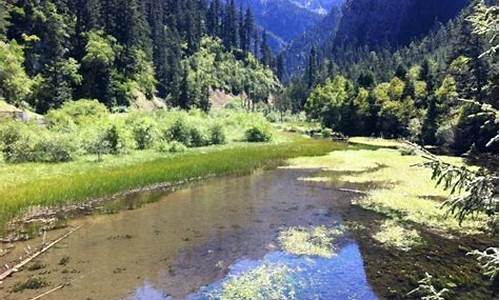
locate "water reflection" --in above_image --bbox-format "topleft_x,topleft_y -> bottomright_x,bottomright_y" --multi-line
131,241 -> 377,300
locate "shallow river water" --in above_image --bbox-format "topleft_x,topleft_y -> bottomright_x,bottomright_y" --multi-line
0,167 -> 495,299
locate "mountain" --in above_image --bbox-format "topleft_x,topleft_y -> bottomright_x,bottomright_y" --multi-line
235,0 -> 341,51
289,0 -> 344,15
283,4 -> 343,76
334,0 -> 470,48
284,0 -> 470,76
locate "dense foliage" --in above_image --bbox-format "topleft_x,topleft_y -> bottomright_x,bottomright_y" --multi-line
285,1 -> 498,155
0,0 -> 278,113
0,100 -> 274,164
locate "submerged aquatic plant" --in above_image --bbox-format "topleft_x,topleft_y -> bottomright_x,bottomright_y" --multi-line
372,220 -> 423,252
278,225 -> 345,258
212,264 -> 297,300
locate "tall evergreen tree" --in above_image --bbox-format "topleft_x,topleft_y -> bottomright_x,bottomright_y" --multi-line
222,0 -> 238,49
260,31 -> 273,67
242,8 -> 254,54
0,0 -> 10,41
306,46 -> 319,88
276,53 -> 285,82
207,0 -> 222,37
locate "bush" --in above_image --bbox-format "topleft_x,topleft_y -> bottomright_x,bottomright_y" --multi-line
131,118 -> 159,150
0,123 -> 75,163
46,99 -> 108,127
157,141 -> 187,153
5,136 -> 37,163
321,128 -> 333,138
166,118 -> 191,146
189,127 -> 209,147
245,126 -> 272,142
99,124 -> 130,154
0,122 -> 37,163
209,123 -> 226,145
33,134 -> 75,162
398,145 -> 416,156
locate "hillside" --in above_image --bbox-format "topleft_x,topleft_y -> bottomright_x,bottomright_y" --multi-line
284,0 -> 471,75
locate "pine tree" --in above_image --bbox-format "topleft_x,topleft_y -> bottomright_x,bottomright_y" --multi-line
421,95 -> 438,145
147,0 -> 169,98
260,31 -> 273,67
179,65 -> 191,109
207,0 -> 222,37
0,0 -> 10,41
276,53 -> 285,81
166,28 -> 182,104
306,46 -> 318,88
222,0 -> 238,49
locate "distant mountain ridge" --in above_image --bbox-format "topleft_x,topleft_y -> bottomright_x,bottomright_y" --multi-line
235,0 -> 342,51
283,0 -> 471,77
334,0 -> 470,47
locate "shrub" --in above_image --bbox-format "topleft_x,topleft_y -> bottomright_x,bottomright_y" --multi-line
33,134 -> 75,162
46,99 -> 108,127
245,126 -> 272,142
131,118 -> 159,150
4,136 -> 37,163
166,118 -> 191,146
0,123 -> 75,163
101,124 -> 130,154
0,122 -> 36,162
157,141 -> 187,153
209,123 -> 226,145
189,127 -> 209,147
398,145 -> 417,156
321,128 -> 333,138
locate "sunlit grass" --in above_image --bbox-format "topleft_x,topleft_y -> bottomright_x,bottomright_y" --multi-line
278,225 -> 345,258
213,264 -> 297,300
0,136 -> 343,230
288,148 -> 485,234
373,220 -> 423,251
348,137 -> 403,149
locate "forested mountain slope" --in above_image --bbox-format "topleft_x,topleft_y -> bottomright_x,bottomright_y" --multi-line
334,0 -> 470,47
0,0 -> 279,113
284,0 -> 471,75
235,0 -> 342,51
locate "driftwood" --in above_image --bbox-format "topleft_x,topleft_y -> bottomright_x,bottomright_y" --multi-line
338,187 -> 366,194
0,225 -> 83,282
29,284 -> 66,300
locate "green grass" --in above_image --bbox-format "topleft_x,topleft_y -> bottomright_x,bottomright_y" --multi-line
213,264 -> 297,300
0,136 -> 342,229
288,147 -> 485,235
278,225 -> 345,258
372,220 -> 423,252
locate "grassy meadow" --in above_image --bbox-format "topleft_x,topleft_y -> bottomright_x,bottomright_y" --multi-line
288,137 -> 487,250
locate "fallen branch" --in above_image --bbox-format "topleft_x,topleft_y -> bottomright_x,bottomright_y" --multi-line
0,225 -> 83,282
29,284 -> 66,300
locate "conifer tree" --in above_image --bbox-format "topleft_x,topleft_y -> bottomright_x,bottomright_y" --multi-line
306,46 -> 319,88
260,31 -> 273,67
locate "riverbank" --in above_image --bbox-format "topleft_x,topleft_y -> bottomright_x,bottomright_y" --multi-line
0,134 -> 346,235
285,137 -> 497,298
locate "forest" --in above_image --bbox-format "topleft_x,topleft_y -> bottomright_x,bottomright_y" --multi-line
0,0 -> 498,299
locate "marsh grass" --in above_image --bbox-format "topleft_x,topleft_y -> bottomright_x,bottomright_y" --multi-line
0,137 -> 342,231
348,137 -> 402,149
278,225 -> 346,258
373,220 -> 423,251
213,264 -> 297,300
288,147 -> 485,234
